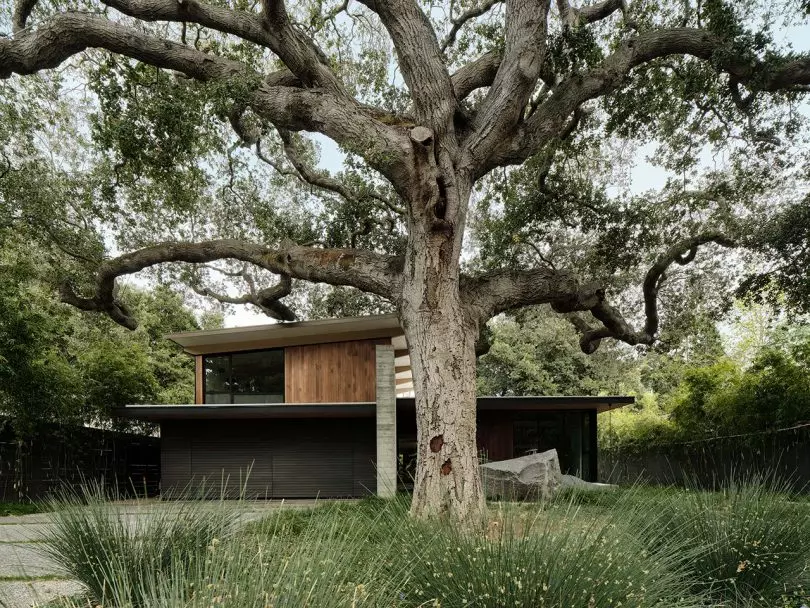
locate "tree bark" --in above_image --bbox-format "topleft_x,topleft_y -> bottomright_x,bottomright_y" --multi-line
397,138 -> 487,521
402,302 -> 486,522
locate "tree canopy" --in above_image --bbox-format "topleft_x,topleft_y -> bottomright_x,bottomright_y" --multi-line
1,0 -> 809,520
0,234 -> 206,434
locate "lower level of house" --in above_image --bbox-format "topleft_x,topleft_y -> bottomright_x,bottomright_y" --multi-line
121,396 -> 631,498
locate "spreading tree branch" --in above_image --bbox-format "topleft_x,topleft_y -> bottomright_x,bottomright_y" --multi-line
0,12 -> 413,188
191,273 -> 296,321
555,0 -> 627,29
12,0 -> 38,32
563,233 -> 737,353
467,0 -> 551,170
357,0 -> 456,128
58,239 -> 403,329
493,27 -> 810,172
442,0 -> 501,52
461,266 -> 604,320
276,130 -> 405,214
451,50 -> 502,100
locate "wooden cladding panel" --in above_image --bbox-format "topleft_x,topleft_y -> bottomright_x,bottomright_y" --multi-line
284,339 -> 387,403
195,356 -> 204,404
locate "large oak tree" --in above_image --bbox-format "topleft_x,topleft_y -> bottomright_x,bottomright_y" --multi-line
1,0 -> 809,521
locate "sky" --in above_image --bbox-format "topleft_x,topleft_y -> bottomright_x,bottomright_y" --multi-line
221,19 -> 810,328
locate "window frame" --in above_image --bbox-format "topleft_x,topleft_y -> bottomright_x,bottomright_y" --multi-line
202,347 -> 286,404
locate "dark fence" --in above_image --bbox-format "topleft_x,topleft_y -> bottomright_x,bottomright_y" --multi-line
0,422 -> 160,501
599,423 -> 810,491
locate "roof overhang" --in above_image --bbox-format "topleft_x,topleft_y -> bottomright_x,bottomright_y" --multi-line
168,314 -> 403,355
118,403 -> 377,420
117,396 -> 634,421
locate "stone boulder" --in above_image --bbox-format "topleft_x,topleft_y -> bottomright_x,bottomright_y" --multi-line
480,449 -> 562,501
560,474 -> 618,492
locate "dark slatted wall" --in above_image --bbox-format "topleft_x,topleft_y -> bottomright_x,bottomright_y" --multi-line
160,419 -> 376,498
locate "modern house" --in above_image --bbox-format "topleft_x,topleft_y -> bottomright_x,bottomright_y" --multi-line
119,314 -> 632,498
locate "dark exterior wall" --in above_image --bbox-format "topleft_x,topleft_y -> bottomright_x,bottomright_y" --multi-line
160,418 -> 376,498
476,411 -> 515,461
284,339 -> 388,403
396,407 -> 598,483
0,424 -> 159,500
599,423 -> 810,490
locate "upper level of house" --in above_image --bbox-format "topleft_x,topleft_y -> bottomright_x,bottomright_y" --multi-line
167,314 -> 412,405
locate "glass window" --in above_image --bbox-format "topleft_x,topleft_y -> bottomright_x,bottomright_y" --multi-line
204,355 -> 231,403
231,350 -> 284,403
512,412 -> 585,476
203,349 -> 284,404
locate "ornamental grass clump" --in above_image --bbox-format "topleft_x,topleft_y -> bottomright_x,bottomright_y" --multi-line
37,483 -> 238,607
40,489 -> 411,608
392,491 -> 703,607
649,475 -> 810,607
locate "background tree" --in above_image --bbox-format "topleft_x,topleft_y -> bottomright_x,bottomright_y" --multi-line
1,0 -> 810,521
0,233 -> 204,434
477,306 -> 640,396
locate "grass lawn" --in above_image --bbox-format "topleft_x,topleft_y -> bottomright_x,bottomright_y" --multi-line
0,501 -> 48,517
34,481 -> 810,607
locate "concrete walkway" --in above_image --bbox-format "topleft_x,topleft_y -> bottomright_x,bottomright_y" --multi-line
0,499 -> 324,608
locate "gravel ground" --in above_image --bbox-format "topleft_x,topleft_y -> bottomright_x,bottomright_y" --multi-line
0,580 -> 83,608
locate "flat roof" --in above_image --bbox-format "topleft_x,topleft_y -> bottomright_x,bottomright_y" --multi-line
168,314 -> 403,355
117,396 -> 634,421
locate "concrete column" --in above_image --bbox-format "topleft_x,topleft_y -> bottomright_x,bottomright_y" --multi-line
375,344 -> 397,498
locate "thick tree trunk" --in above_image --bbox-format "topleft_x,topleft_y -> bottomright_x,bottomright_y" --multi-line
398,153 -> 487,522
403,307 -> 486,522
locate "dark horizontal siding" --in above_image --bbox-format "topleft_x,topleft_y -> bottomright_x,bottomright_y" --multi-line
160,419 -> 375,498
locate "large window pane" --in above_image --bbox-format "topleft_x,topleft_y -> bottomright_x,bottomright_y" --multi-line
204,349 -> 285,404
231,349 -> 284,403
512,412 -> 585,476
204,355 -> 231,403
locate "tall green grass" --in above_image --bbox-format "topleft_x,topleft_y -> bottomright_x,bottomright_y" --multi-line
650,477 -> 810,607
394,497 -> 702,607
35,477 -> 810,608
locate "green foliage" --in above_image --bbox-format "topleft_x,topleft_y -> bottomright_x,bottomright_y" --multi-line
477,307 -> 640,396
742,197 -> 810,314
602,311 -> 810,449
0,238 -> 198,432
0,502 -> 47,516
599,392 -> 680,448
303,284 -> 394,320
